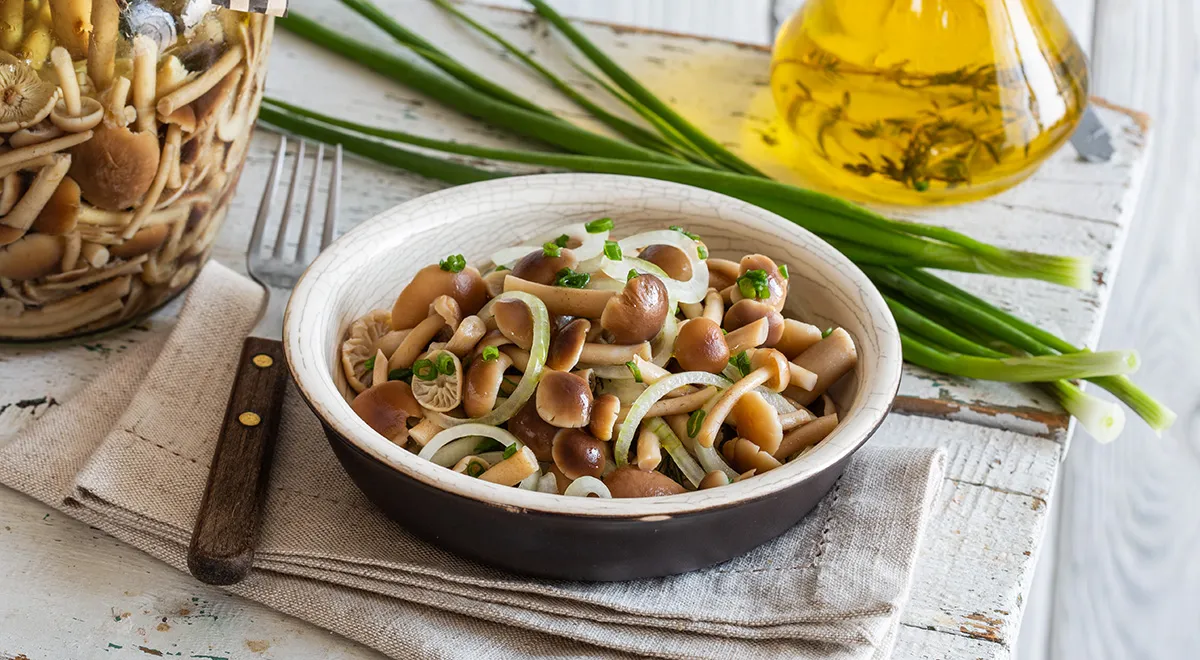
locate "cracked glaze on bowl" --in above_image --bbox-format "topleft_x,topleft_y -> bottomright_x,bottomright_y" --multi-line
284,173 -> 901,580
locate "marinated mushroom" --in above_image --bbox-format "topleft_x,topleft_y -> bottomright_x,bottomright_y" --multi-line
410,350 -> 463,412
732,391 -> 783,455
351,380 -> 423,444
730,255 -> 788,311
635,426 -> 662,470
706,257 -> 740,292
391,261 -> 487,330
700,288 -> 724,324
693,348 -> 791,448
508,398 -> 558,461
30,175 -> 80,235
589,392 -> 620,441
49,47 -> 102,132
775,414 -> 839,460
577,340 -> 651,365
69,122 -> 160,210
638,243 -> 692,280
724,316 -> 771,354
546,317 -> 589,371
444,314 -> 486,357
551,428 -> 606,479
462,348 -> 513,418
536,369 -> 593,428
341,309 -> 395,394
600,274 -> 668,344
0,60 -> 58,132
725,438 -> 783,474
774,319 -> 824,359
9,121 -> 62,147
492,298 -> 533,349
724,299 -> 784,347
699,470 -> 730,490
108,222 -> 169,259
603,466 -> 686,498
481,268 -> 506,298
503,275 -> 615,318
510,247 -> 578,285
388,297 -> 460,370
673,317 -> 729,373
785,327 -> 858,406
478,445 -> 539,487
0,233 -> 64,280
0,154 -> 71,244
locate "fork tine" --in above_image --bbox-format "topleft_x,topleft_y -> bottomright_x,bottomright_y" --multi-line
271,140 -> 305,259
249,134 -> 287,260
295,142 -> 324,264
321,144 -> 342,249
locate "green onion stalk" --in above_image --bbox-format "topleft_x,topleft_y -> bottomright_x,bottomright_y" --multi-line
265,1 -> 1173,438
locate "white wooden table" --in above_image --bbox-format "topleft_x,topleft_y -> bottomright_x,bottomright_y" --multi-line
2,1 -> 1188,659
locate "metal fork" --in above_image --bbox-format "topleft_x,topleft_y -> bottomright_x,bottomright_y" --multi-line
188,136 -> 342,586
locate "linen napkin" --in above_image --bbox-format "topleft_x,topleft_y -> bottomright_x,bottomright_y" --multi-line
0,262 -> 945,660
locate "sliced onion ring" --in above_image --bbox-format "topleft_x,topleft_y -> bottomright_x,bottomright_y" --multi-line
618,230 -> 709,304
644,417 -> 707,488
490,222 -> 608,266
563,476 -> 612,498
614,371 -> 731,470
537,473 -> 560,494
419,424 -> 520,463
427,292 -> 549,428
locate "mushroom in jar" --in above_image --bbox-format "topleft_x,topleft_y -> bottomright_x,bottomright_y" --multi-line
390,260 -> 487,331
551,428 -> 607,479
410,350 -> 463,412
637,244 -> 692,281
600,274 -> 669,344
0,233 -> 64,280
510,247 -> 578,286
69,122 -> 160,211
0,60 -> 59,133
536,369 -> 593,428
603,466 -> 686,498
351,380 -> 423,444
673,316 -> 729,373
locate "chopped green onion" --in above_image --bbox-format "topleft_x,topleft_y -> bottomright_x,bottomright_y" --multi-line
481,345 -> 500,361
555,267 -> 591,288
553,233 -> 570,247
730,351 -> 751,377
413,358 -> 438,381
603,240 -> 623,261
436,352 -> 455,375
626,360 -> 643,383
363,355 -> 376,370
736,269 -> 770,299
822,327 -> 834,338
913,180 -> 930,192
542,241 -> 562,258
686,409 -> 706,438
585,217 -> 613,233
466,461 -> 485,477
475,438 -> 504,453
669,224 -> 700,240
388,368 -> 412,382
779,263 -> 789,279
494,264 -> 509,272
627,269 -> 638,281
697,244 -> 708,259
439,253 -> 466,272
502,443 -> 520,459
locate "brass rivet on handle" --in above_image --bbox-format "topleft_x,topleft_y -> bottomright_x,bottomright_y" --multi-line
252,354 -> 274,368
239,412 -> 262,427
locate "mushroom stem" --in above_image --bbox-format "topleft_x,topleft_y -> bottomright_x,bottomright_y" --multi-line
644,385 -> 718,418
19,2 -> 52,65
779,407 -> 817,431
50,47 -> 81,115
407,418 -> 443,447
636,426 -> 662,471
131,34 -> 158,134
0,154 -> 71,237
444,314 -> 486,357
500,345 -> 529,372
387,314 -> 446,370
463,350 -> 512,418
59,231 -> 81,271
86,0 -> 117,91
678,300 -> 701,319
48,0 -> 92,59
0,130 -> 90,172
122,123 -> 180,239
724,317 -> 770,354
105,75 -> 129,122
699,470 -> 730,489
726,438 -> 783,474
79,241 -> 108,268
775,319 -> 824,360
693,368 -> 770,447
478,446 -> 539,487
0,155 -> 53,179
701,289 -> 724,324
0,0 -> 22,53
0,274 -> 128,337
503,275 -> 616,318
784,328 -> 858,406
788,362 -> 819,391
156,45 -> 244,117
590,393 -> 620,441
371,348 -> 388,387
775,414 -> 839,460
577,341 -> 651,365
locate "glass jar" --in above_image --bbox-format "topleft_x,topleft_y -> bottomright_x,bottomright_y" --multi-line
0,0 -> 272,340
770,0 -> 1088,205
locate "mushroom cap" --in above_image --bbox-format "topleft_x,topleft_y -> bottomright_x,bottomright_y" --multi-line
750,348 -> 791,392
109,223 -> 170,259
410,350 -> 464,412
699,470 -> 730,490
551,427 -> 607,480
0,63 -> 59,132
673,317 -> 730,373
391,263 -> 487,331
510,247 -> 578,285
723,299 -> 784,347
9,121 -> 63,147
638,243 -> 693,281
535,369 -> 594,428
589,392 -> 621,441
50,97 -> 104,132
30,175 -> 81,235
546,317 -> 590,371
462,349 -> 512,418
603,466 -> 686,498
351,380 -> 422,441
492,298 -> 533,350
731,254 -> 788,311
600,274 -> 669,344
69,123 -> 161,211
507,398 -> 558,461
0,233 -> 64,280
732,390 -> 783,455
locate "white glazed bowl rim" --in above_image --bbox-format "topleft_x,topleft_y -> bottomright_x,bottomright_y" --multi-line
284,173 -> 902,518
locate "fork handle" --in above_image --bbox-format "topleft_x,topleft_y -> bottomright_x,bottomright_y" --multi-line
188,336 -> 288,586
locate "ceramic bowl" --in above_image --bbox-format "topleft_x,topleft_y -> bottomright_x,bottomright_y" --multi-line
284,173 -> 901,580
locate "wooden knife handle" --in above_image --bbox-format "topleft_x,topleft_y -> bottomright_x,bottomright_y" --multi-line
188,336 -> 288,586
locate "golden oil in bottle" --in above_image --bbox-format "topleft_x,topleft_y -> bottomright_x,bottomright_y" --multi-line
770,0 -> 1089,205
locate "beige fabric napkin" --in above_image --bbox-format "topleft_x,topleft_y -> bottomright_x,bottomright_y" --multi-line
0,262 -> 945,660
